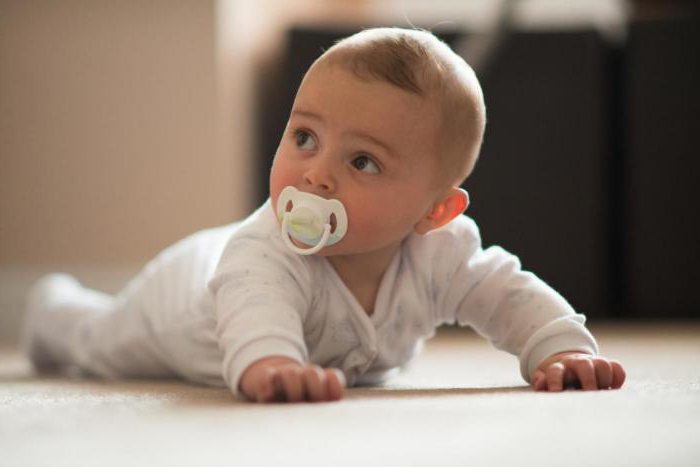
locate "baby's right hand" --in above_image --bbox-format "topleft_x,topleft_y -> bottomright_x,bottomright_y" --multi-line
239,356 -> 346,403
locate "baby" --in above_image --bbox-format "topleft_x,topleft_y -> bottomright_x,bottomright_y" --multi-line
22,27 -> 625,403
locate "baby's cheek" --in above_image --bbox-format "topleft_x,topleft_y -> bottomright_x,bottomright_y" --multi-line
346,205 -> 389,243
269,164 -> 296,206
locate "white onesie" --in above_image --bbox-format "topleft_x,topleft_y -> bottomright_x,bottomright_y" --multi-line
24,199 -> 598,399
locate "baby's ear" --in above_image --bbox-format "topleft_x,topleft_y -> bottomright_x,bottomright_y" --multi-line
414,188 -> 469,235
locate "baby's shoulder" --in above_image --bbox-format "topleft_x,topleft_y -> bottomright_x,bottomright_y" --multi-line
408,214 -> 481,248
403,215 -> 482,268
438,214 -> 481,240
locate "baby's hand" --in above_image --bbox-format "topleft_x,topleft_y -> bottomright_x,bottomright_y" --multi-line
239,356 -> 346,403
531,352 -> 626,392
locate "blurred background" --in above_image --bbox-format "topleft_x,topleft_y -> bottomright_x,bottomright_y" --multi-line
1,0 -> 699,345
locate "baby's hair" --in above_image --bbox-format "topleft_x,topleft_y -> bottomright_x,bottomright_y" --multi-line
317,27 -> 486,188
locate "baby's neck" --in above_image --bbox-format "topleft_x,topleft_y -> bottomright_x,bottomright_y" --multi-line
326,242 -> 401,315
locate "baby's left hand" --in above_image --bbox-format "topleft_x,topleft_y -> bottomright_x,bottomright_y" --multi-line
531,352 -> 626,392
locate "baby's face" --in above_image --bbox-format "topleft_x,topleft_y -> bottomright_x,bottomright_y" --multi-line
270,62 -> 444,256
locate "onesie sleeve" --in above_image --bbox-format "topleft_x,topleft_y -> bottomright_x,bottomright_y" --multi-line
207,235 -> 312,400
437,216 -> 599,383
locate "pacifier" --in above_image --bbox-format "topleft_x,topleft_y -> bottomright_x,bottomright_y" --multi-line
276,186 -> 348,255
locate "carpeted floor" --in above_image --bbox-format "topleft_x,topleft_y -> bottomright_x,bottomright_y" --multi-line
1,322 -> 698,467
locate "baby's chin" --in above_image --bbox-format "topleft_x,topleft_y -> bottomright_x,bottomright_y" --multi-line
316,239 -> 406,259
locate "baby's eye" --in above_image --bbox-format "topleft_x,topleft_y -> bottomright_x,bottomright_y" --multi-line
351,155 -> 380,174
295,130 -> 317,150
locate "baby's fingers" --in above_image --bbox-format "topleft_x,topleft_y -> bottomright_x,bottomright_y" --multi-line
593,358 -> 614,389
277,366 -> 305,402
545,362 -> 566,391
325,368 -> 346,401
255,367 -> 280,403
611,360 -> 626,389
303,366 -> 328,402
569,357 -> 597,390
300,366 -> 346,402
531,369 -> 547,391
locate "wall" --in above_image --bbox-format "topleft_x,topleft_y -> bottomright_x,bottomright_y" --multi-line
0,0 -> 242,268
0,0 -> 254,344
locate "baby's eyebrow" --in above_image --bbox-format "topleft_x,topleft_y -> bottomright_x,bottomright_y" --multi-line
346,130 -> 397,160
291,109 -> 322,121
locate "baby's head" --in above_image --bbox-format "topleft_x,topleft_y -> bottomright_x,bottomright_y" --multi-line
320,28 -> 486,187
270,28 -> 486,256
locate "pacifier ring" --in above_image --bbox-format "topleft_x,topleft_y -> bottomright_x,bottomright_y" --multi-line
281,212 -> 331,255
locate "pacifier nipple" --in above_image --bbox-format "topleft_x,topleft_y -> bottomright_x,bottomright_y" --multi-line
276,186 -> 348,255
288,207 -> 323,238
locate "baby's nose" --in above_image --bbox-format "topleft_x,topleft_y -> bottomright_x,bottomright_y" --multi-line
303,164 -> 336,193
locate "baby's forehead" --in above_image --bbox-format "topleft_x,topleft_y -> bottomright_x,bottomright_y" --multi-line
296,66 -> 442,142
300,62 -> 439,117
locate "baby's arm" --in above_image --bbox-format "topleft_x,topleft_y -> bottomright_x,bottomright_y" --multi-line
435,217 -> 625,391
239,356 -> 345,403
530,351 -> 625,392
209,233 -> 347,403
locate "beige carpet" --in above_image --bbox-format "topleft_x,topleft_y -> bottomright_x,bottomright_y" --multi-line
1,323 -> 698,467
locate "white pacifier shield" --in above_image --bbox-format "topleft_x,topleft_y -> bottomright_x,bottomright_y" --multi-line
276,186 -> 348,255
